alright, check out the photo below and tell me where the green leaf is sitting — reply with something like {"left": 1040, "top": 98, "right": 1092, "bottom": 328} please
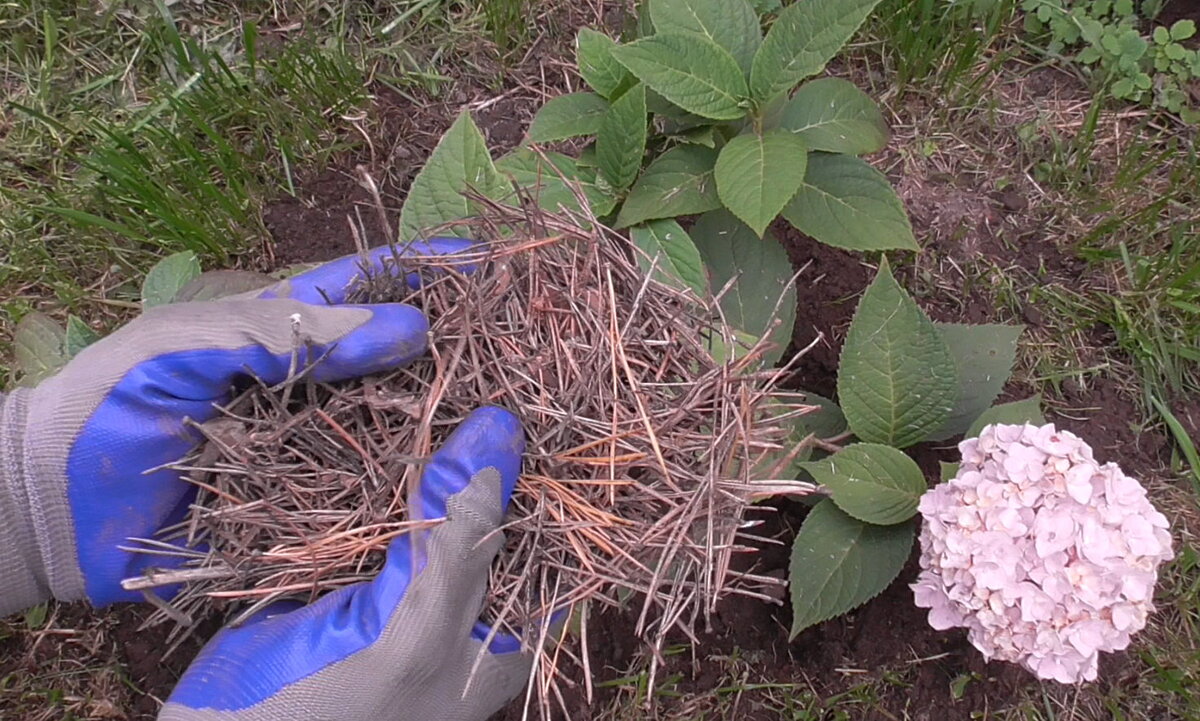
{"left": 616, "top": 145, "right": 721, "bottom": 228}
{"left": 838, "top": 258, "right": 957, "bottom": 448}
{"left": 789, "top": 498, "right": 913, "bottom": 637}
{"left": 400, "top": 112, "right": 500, "bottom": 241}
{"left": 677, "top": 125, "right": 717, "bottom": 147}
{"left": 750, "top": 0, "right": 883, "bottom": 102}
{"left": 1111, "top": 77, "right": 1135, "bottom": 98}
{"left": 781, "top": 77, "right": 889, "bottom": 155}
{"left": 648, "top": 0, "right": 762, "bottom": 74}
{"left": 714, "top": 130, "right": 808, "bottom": 237}
{"left": 64, "top": 315, "right": 100, "bottom": 358}
{"left": 496, "top": 149, "right": 617, "bottom": 217}
{"left": 34, "top": 205, "right": 144, "bottom": 240}
{"left": 1171, "top": 19, "right": 1196, "bottom": 41}
{"left": 142, "top": 250, "right": 201, "bottom": 308}
{"left": 173, "top": 270, "right": 277, "bottom": 303}
{"left": 939, "top": 460, "right": 959, "bottom": 483}
{"left": 13, "top": 312, "right": 68, "bottom": 386}
{"left": 1119, "top": 30, "right": 1148, "bottom": 59}
{"left": 631, "top": 219, "right": 708, "bottom": 295}
{"left": 782, "top": 152, "right": 917, "bottom": 251}
{"left": 527, "top": 92, "right": 609, "bottom": 143}
{"left": 577, "top": 144, "right": 598, "bottom": 168}
{"left": 23, "top": 603, "right": 48, "bottom": 629}
{"left": 577, "top": 29, "right": 630, "bottom": 99}
{"left": 611, "top": 33, "right": 749, "bottom": 120}
{"left": 924, "top": 323, "right": 1023, "bottom": 442}
{"left": 788, "top": 391, "right": 848, "bottom": 467}
{"left": 797, "top": 391, "right": 848, "bottom": 439}
{"left": 691, "top": 209, "right": 797, "bottom": 365}
{"left": 646, "top": 89, "right": 710, "bottom": 124}
{"left": 597, "top": 83, "right": 648, "bottom": 191}
{"left": 801, "top": 443, "right": 927, "bottom": 525}
{"left": 965, "top": 396, "right": 1045, "bottom": 439}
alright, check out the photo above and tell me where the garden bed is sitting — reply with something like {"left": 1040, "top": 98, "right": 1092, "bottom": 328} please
{"left": 2, "top": 2, "right": 1197, "bottom": 719}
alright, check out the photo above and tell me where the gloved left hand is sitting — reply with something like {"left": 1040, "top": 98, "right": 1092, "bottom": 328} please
{"left": 0, "top": 241, "right": 471, "bottom": 613}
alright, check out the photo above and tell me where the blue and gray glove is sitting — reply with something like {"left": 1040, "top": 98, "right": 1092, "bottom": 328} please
{"left": 0, "top": 242, "right": 532, "bottom": 720}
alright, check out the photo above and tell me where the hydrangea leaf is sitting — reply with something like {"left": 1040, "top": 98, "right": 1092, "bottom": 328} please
{"left": 797, "top": 391, "right": 848, "bottom": 439}
{"left": 924, "top": 323, "right": 1024, "bottom": 442}
{"left": 789, "top": 498, "right": 913, "bottom": 637}
{"left": 611, "top": 33, "right": 749, "bottom": 121}
{"left": 801, "top": 443, "right": 927, "bottom": 525}
{"left": 838, "top": 257, "right": 957, "bottom": 448}
{"left": 142, "top": 250, "right": 201, "bottom": 308}
{"left": 596, "top": 83, "right": 647, "bottom": 192}
{"left": 400, "top": 111, "right": 500, "bottom": 240}
{"left": 576, "top": 29, "right": 630, "bottom": 99}
{"left": 714, "top": 130, "right": 808, "bottom": 237}
{"left": 527, "top": 92, "right": 610, "bottom": 143}
{"left": 780, "top": 77, "right": 889, "bottom": 155}
{"left": 965, "top": 396, "right": 1045, "bottom": 439}
{"left": 616, "top": 145, "right": 720, "bottom": 228}
{"left": 496, "top": 149, "right": 616, "bottom": 218}
{"left": 789, "top": 391, "right": 848, "bottom": 467}
{"left": 631, "top": 219, "right": 707, "bottom": 296}
{"left": 648, "top": 0, "right": 762, "bottom": 75}
{"left": 750, "top": 0, "right": 883, "bottom": 102}
{"left": 782, "top": 152, "right": 917, "bottom": 251}
{"left": 691, "top": 209, "right": 796, "bottom": 365}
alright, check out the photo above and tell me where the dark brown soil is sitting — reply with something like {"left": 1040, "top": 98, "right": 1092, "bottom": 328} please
{"left": 262, "top": 78, "right": 539, "bottom": 268}
{"left": 1159, "top": 0, "right": 1200, "bottom": 29}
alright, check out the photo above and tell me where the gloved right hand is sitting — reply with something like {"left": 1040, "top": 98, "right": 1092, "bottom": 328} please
{"left": 159, "top": 406, "right": 531, "bottom": 721}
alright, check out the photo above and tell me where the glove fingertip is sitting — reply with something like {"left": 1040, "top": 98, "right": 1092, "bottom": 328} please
{"left": 259, "top": 238, "right": 480, "bottom": 304}
{"left": 307, "top": 303, "right": 429, "bottom": 381}
{"left": 417, "top": 406, "right": 524, "bottom": 523}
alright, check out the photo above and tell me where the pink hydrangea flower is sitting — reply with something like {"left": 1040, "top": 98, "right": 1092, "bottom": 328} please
{"left": 912, "top": 423, "right": 1173, "bottom": 684}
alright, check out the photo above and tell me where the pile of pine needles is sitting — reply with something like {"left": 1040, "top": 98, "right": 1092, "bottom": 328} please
{"left": 123, "top": 195, "right": 816, "bottom": 708}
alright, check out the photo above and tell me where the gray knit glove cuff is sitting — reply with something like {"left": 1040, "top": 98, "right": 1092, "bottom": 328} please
{"left": 1, "top": 388, "right": 55, "bottom": 614}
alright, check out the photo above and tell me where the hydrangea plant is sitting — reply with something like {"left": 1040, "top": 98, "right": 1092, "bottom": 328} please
{"left": 913, "top": 423, "right": 1174, "bottom": 683}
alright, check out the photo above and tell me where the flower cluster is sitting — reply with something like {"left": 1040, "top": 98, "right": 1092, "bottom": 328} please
{"left": 912, "top": 423, "right": 1173, "bottom": 683}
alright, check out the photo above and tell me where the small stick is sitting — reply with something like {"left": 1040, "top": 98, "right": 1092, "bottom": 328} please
{"left": 122, "top": 565, "right": 236, "bottom": 591}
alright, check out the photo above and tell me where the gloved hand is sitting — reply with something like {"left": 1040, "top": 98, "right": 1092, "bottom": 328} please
{"left": 0, "top": 240, "right": 472, "bottom": 612}
{"left": 160, "top": 406, "right": 531, "bottom": 721}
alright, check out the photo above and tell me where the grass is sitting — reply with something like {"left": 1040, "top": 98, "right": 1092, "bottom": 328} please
{"left": 0, "top": 0, "right": 516, "bottom": 384}
{"left": 1, "top": 1, "right": 359, "bottom": 379}
{"left": 481, "top": 0, "right": 532, "bottom": 52}
{"left": 871, "top": 0, "right": 1022, "bottom": 94}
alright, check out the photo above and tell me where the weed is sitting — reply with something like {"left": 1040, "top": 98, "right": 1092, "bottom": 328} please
{"left": 1022, "top": 0, "right": 1200, "bottom": 121}
{"left": 480, "top": 0, "right": 530, "bottom": 53}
